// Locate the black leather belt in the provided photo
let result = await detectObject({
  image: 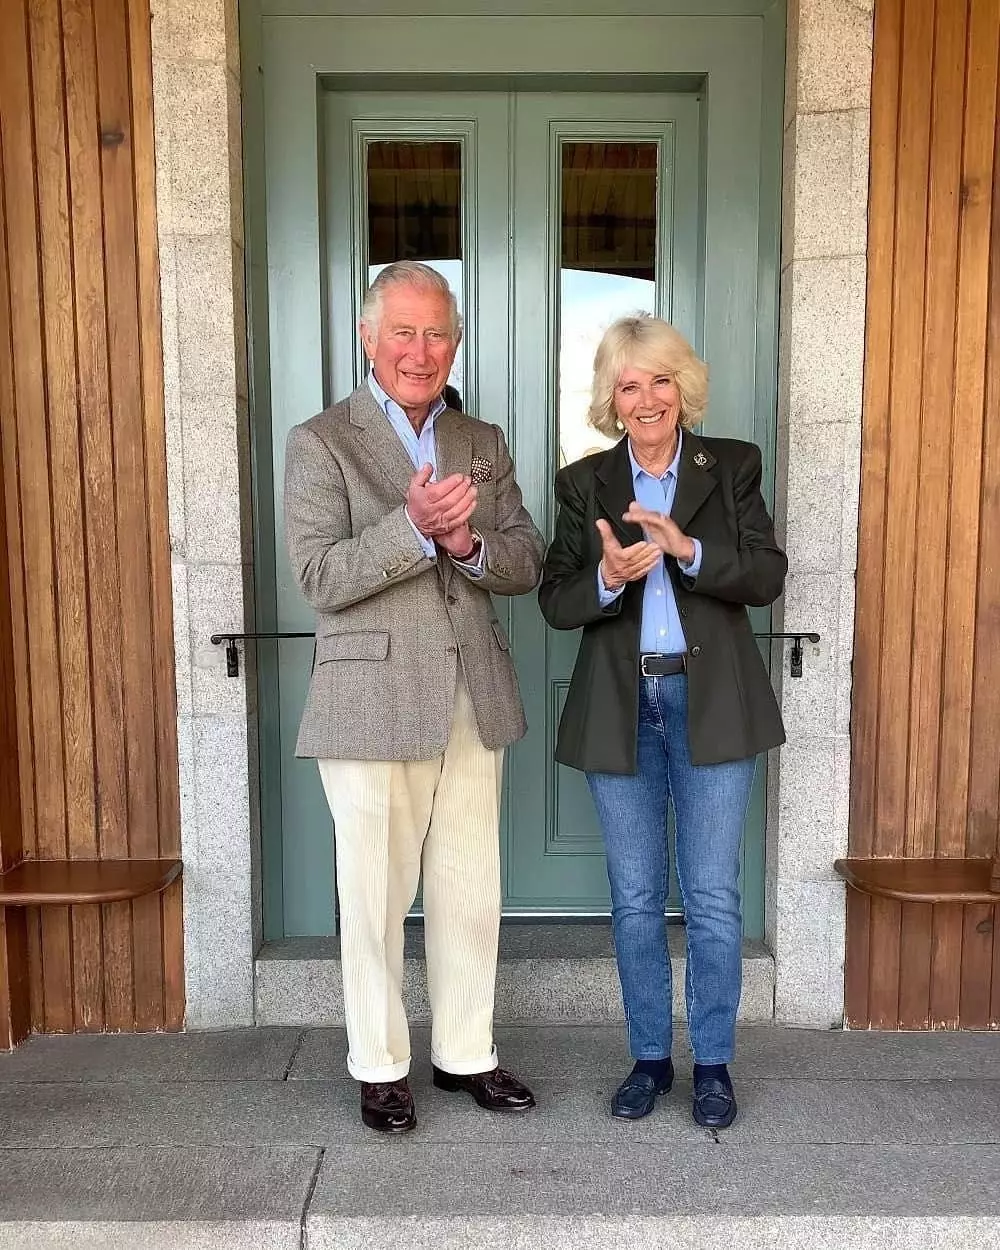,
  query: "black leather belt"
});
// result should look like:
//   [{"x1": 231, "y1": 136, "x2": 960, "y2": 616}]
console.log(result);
[{"x1": 639, "y1": 652, "x2": 686, "y2": 677}]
